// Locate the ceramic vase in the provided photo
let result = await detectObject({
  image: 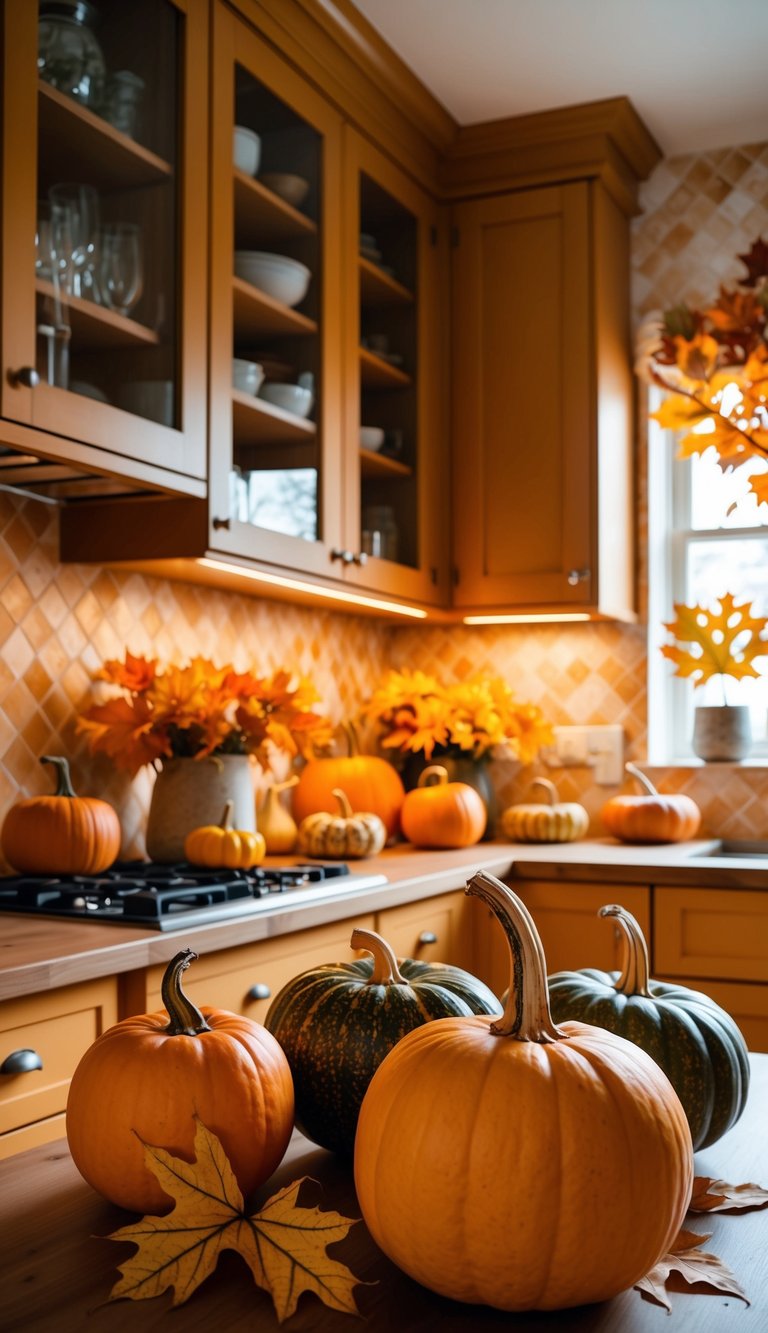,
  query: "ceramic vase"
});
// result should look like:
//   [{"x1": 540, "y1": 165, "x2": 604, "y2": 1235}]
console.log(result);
[
  {"x1": 145, "y1": 753, "x2": 256, "y2": 862},
  {"x1": 692, "y1": 705, "x2": 752, "y2": 763}
]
